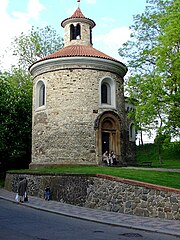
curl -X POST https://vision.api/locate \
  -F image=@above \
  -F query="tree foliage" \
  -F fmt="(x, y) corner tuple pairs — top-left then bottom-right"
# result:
(0, 26), (63, 171)
(0, 68), (32, 170)
(119, 0), (180, 141)
(12, 26), (64, 70)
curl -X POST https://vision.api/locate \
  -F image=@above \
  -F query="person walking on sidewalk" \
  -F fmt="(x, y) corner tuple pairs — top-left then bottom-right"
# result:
(44, 186), (51, 201)
(17, 177), (27, 203)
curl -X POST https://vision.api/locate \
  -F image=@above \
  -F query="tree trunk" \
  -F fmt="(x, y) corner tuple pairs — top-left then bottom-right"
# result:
(140, 129), (144, 145)
(157, 142), (163, 165)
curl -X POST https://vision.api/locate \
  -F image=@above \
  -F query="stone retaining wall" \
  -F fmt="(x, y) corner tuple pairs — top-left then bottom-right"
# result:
(5, 172), (180, 220)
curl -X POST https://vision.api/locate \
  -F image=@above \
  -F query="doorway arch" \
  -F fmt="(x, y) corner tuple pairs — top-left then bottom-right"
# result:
(94, 111), (121, 164)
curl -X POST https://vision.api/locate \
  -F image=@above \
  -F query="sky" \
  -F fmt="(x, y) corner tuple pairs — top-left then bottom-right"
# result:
(0, 0), (156, 143)
(0, 0), (147, 70)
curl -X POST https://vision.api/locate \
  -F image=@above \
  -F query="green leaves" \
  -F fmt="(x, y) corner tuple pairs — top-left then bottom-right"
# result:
(0, 68), (32, 170)
(0, 25), (64, 171)
(119, 0), (180, 140)
(12, 25), (64, 70)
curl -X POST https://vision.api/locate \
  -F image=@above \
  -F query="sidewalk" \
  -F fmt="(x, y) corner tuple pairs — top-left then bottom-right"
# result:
(0, 188), (179, 237)
(121, 167), (180, 173)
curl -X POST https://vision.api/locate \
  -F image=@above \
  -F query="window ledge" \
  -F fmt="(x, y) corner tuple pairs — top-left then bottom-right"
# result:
(35, 105), (46, 112)
(129, 138), (136, 142)
(100, 104), (116, 110)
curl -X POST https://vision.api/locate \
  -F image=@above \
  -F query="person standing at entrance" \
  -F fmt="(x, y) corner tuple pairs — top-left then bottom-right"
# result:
(102, 151), (109, 165)
(110, 151), (116, 165)
(108, 152), (113, 166)
(102, 151), (113, 166)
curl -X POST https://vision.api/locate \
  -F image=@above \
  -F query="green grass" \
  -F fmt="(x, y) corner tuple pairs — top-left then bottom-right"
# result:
(136, 142), (180, 168)
(12, 165), (180, 189)
(3, 143), (180, 190)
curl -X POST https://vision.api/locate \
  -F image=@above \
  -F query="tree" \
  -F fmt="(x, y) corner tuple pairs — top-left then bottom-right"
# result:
(12, 26), (64, 70)
(154, 0), (180, 137)
(0, 68), (32, 171)
(119, 0), (180, 144)
(0, 26), (63, 171)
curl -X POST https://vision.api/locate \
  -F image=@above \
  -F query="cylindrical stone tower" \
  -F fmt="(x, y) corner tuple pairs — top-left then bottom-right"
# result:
(29, 5), (135, 169)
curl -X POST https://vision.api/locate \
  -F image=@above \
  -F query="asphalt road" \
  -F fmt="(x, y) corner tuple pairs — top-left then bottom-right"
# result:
(0, 199), (179, 240)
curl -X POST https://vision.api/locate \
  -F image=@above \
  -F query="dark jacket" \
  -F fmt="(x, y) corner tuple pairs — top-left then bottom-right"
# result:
(18, 179), (27, 197)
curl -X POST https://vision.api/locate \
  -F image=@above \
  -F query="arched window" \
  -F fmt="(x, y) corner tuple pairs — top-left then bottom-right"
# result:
(70, 24), (75, 40)
(36, 80), (46, 109)
(90, 26), (92, 44)
(76, 24), (81, 39)
(70, 24), (81, 40)
(100, 77), (116, 108)
(101, 83), (111, 104)
(39, 84), (45, 107)
(129, 123), (136, 141)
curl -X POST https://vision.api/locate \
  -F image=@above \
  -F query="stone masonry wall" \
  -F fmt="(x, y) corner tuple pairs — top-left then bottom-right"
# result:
(5, 172), (180, 220)
(32, 67), (126, 166)
(64, 22), (92, 47)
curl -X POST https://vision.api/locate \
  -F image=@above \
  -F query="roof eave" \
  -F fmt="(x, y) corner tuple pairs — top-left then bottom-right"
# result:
(61, 17), (96, 28)
(29, 56), (128, 79)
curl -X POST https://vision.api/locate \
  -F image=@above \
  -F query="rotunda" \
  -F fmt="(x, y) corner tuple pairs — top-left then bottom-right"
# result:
(29, 3), (136, 168)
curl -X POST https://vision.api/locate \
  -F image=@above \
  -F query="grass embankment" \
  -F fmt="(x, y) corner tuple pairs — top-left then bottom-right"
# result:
(13, 165), (180, 189)
(2, 143), (180, 189)
(136, 142), (180, 169)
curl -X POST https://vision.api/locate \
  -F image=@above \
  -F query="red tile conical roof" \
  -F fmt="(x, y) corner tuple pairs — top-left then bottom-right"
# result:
(71, 7), (85, 18)
(29, 7), (127, 73)
(61, 7), (96, 28)
(34, 45), (123, 64)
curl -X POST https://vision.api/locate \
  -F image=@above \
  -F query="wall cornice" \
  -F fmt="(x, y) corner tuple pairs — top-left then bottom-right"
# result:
(29, 57), (127, 78)
(61, 17), (96, 28)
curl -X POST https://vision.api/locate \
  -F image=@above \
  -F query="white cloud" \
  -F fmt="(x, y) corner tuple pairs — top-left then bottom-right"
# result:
(12, 0), (45, 20)
(93, 27), (131, 60)
(27, 0), (45, 19)
(0, 0), (8, 15)
(0, 0), (45, 70)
